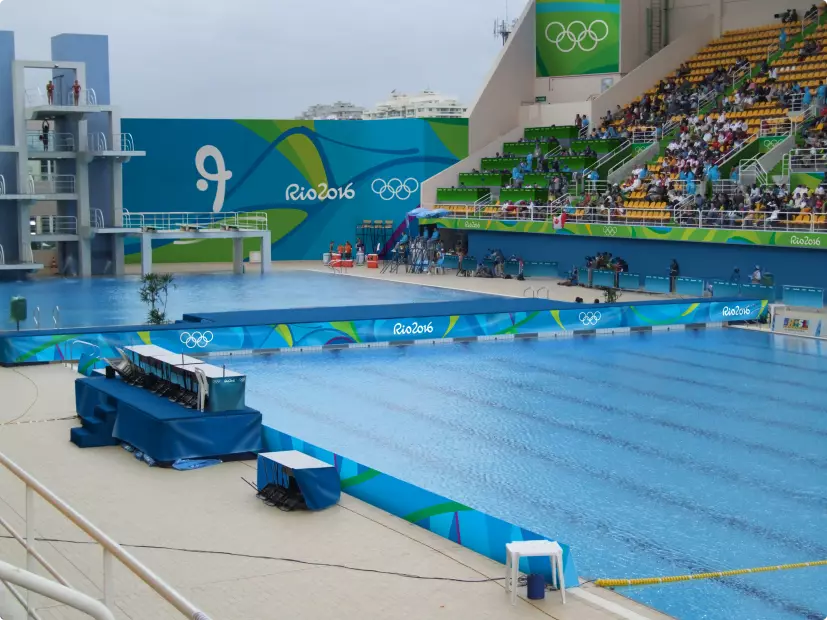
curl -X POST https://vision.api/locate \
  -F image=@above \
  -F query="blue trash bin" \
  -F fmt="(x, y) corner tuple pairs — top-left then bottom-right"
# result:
(527, 573), (545, 600)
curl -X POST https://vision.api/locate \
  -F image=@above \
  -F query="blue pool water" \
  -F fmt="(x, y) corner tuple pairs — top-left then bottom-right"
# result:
(231, 328), (827, 620)
(0, 272), (489, 331)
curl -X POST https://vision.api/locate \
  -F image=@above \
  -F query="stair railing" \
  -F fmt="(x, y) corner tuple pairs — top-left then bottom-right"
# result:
(0, 450), (213, 619)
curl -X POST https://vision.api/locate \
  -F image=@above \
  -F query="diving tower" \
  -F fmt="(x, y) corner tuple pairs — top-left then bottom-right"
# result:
(0, 32), (144, 278)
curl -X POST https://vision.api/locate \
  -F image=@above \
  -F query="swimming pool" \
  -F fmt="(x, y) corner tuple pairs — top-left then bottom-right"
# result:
(231, 328), (827, 620)
(0, 271), (490, 331)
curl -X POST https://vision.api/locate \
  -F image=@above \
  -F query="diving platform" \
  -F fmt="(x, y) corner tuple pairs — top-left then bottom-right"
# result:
(0, 174), (78, 202)
(94, 211), (273, 275)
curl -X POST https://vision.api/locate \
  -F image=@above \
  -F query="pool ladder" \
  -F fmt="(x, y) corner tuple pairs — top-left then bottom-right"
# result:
(523, 287), (549, 299)
(32, 305), (61, 329)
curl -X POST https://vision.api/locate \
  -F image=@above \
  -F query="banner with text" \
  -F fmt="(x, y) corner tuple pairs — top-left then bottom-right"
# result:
(536, 0), (620, 77)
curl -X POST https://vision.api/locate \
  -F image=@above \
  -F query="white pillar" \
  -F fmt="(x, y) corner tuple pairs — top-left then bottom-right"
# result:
(260, 231), (271, 273)
(76, 119), (92, 278)
(233, 237), (244, 274)
(140, 234), (152, 276)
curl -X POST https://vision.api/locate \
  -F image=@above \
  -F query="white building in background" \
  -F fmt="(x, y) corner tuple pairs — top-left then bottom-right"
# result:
(363, 90), (466, 120)
(296, 101), (365, 120)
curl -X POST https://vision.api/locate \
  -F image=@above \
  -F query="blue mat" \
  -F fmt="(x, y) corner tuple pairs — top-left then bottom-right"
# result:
(74, 377), (262, 462)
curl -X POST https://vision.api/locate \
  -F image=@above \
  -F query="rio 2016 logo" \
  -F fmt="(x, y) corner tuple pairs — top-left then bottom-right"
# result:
(721, 306), (752, 318)
(392, 321), (434, 336)
(285, 182), (355, 202)
(789, 235), (822, 247)
(195, 145), (233, 213)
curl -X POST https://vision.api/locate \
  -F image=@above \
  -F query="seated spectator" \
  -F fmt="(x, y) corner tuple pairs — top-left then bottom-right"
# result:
(751, 265), (762, 284)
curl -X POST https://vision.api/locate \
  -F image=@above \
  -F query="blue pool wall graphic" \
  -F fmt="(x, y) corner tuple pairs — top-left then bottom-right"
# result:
(121, 118), (467, 261)
(0, 297), (768, 365)
(261, 426), (579, 587)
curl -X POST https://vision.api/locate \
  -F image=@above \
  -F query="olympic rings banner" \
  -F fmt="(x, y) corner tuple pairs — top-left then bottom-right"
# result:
(536, 0), (620, 77)
(121, 118), (468, 262)
(0, 299), (767, 365)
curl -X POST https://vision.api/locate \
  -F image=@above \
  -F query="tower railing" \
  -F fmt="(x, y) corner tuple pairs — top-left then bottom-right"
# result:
(26, 131), (76, 152)
(32, 215), (78, 235)
(27, 174), (77, 195)
(122, 211), (269, 232)
(0, 450), (212, 620)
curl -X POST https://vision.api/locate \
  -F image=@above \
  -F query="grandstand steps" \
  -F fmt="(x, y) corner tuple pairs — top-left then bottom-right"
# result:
(608, 141), (659, 184)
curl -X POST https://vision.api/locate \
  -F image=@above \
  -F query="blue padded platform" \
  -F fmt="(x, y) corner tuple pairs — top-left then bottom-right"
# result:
(73, 376), (262, 462)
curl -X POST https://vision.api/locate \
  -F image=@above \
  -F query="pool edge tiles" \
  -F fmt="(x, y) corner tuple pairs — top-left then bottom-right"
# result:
(260, 425), (580, 587)
(0, 297), (768, 364)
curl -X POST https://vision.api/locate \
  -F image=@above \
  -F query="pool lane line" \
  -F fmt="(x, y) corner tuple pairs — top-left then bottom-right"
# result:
(715, 331), (827, 360)
(282, 350), (827, 510)
(672, 344), (827, 376)
(398, 355), (827, 510)
(481, 352), (827, 440)
(610, 344), (827, 396)
(259, 386), (827, 620)
(595, 558), (827, 588)
(593, 348), (827, 414)
(299, 365), (827, 558)
(406, 351), (827, 472)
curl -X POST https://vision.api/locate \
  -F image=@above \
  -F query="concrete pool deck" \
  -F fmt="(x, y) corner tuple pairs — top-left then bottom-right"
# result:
(0, 364), (673, 620)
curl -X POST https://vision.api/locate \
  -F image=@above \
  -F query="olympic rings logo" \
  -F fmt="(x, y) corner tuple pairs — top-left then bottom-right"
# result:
(371, 178), (420, 201)
(180, 331), (214, 349)
(545, 20), (609, 53)
(603, 226), (618, 236)
(578, 311), (602, 327)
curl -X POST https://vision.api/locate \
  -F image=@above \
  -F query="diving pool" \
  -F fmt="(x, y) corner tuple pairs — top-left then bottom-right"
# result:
(231, 328), (827, 620)
(0, 271), (490, 331)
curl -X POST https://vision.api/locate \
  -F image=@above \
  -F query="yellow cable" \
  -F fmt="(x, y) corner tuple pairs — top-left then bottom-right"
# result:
(594, 559), (827, 588)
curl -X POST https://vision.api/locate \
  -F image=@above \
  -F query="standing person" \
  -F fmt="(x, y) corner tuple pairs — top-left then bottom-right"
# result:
(779, 28), (787, 51)
(669, 258), (680, 292)
(40, 120), (50, 151)
(46, 80), (54, 105)
(72, 79), (81, 106)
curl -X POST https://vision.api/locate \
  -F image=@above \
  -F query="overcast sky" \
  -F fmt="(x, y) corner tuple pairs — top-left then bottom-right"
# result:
(0, 0), (527, 119)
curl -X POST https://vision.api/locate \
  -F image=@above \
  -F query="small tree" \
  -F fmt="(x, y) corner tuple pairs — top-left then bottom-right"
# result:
(603, 287), (622, 304)
(139, 273), (175, 325)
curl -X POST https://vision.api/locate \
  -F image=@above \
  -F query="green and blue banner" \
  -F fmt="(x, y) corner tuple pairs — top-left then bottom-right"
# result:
(262, 426), (579, 586)
(0, 299), (767, 365)
(422, 218), (827, 250)
(122, 118), (468, 262)
(536, 0), (620, 77)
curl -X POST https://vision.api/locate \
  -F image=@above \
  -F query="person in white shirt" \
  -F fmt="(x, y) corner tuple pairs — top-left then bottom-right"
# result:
(767, 207), (780, 227)
(751, 265), (762, 283)
(793, 184), (809, 200)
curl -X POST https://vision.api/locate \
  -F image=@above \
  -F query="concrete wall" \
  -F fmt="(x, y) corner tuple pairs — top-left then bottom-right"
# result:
(590, 14), (715, 121)
(0, 31), (17, 266)
(466, 0), (535, 153)
(518, 101), (591, 127)
(51, 34), (115, 275)
(467, 231), (827, 289)
(668, 0), (816, 42)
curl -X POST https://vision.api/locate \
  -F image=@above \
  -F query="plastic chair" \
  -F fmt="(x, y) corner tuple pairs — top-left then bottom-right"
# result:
(505, 540), (565, 606)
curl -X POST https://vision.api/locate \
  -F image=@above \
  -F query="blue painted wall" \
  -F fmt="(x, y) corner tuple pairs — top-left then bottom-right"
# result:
(120, 118), (468, 262)
(468, 232), (827, 289)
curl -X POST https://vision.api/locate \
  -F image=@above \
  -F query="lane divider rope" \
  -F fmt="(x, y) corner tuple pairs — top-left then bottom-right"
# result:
(595, 559), (827, 588)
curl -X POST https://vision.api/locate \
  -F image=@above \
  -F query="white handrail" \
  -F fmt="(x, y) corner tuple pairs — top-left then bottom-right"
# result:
(122, 211), (269, 232)
(0, 451), (212, 619)
(0, 559), (115, 620)
(33, 306), (40, 329)
(0, 243), (4, 265)
(0, 174), (5, 195)
(53, 305), (60, 328)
